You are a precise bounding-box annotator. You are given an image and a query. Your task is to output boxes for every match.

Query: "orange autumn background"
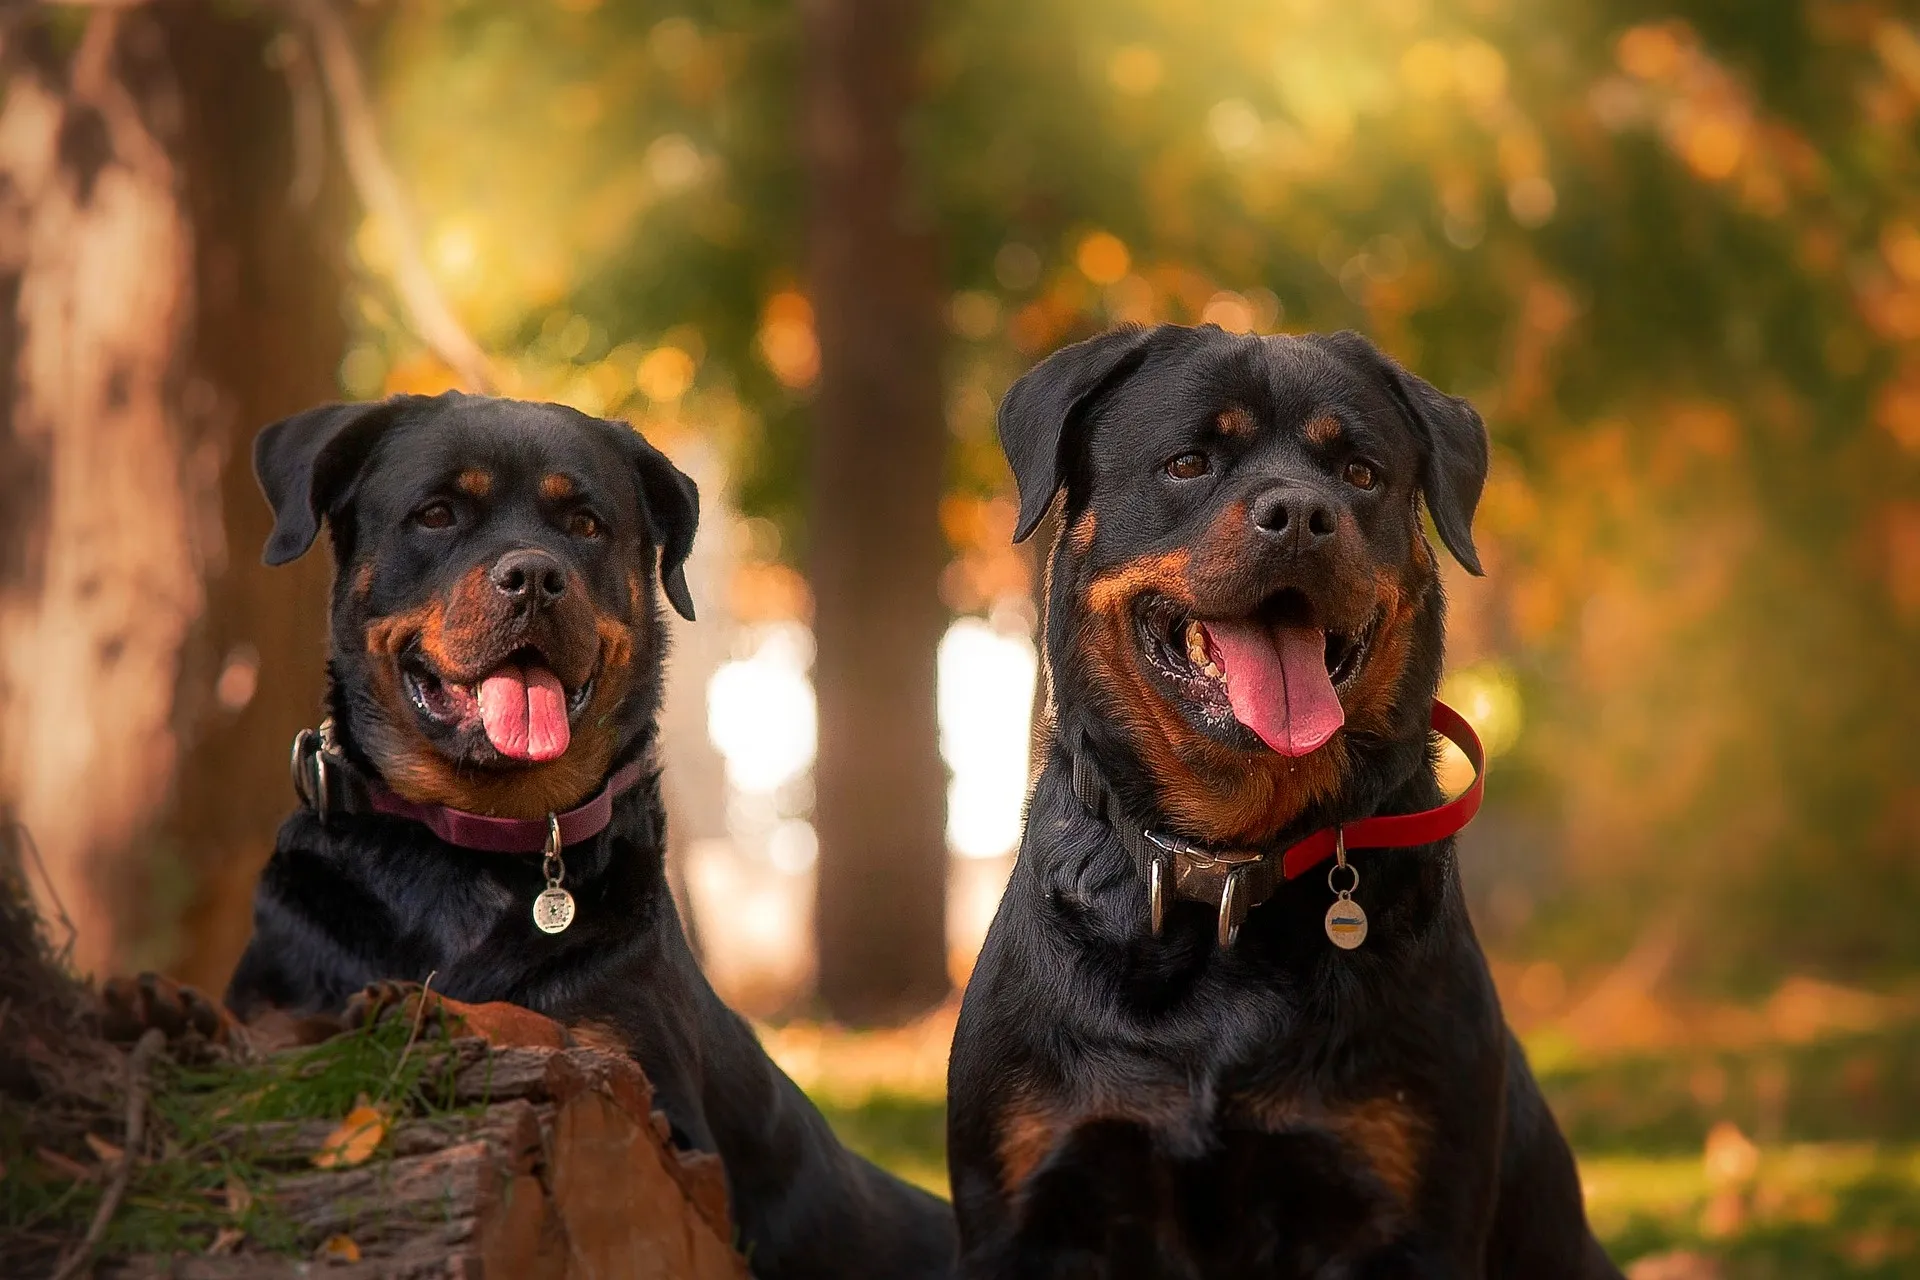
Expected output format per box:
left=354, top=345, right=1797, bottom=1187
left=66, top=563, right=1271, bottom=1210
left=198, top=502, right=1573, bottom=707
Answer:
left=3, top=1, right=1918, bottom=1275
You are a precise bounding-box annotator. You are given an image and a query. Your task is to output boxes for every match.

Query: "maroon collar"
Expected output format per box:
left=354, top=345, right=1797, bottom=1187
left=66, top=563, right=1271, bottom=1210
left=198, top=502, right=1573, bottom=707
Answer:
left=290, top=720, right=649, bottom=854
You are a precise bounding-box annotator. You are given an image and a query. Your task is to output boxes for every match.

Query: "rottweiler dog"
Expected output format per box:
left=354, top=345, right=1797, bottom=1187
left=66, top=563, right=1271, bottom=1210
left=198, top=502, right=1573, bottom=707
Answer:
left=947, top=326, right=1620, bottom=1278
left=229, top=392, right=955, bottom=1279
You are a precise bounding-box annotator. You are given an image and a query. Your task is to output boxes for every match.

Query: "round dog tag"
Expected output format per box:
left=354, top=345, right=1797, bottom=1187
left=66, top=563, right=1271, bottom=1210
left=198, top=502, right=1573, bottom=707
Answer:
left=532, top=886, right=576, bottom=935
left=1324, top=896, right=1368, bottom=950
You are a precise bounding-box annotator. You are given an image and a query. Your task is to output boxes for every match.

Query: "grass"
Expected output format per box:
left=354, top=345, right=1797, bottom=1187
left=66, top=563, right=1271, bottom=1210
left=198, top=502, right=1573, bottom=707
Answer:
left=12, top=976, right=1913, bottom=1274
left=779, top=980, right=1920, bottom=1276
left=0, top=1013, right=476, bottom=1263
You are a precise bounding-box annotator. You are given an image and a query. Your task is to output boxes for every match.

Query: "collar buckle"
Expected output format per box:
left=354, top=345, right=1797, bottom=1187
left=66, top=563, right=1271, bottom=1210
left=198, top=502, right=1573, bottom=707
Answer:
left=1142, top=829, right=1271, bottom=948
left=290, top=717, right=345, bottom=825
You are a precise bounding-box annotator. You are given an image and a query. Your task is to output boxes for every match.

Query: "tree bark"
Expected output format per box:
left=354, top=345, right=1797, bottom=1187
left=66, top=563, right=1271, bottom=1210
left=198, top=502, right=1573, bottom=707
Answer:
left=800, top=0, right=951, bottom=1022
left=146, top=2, right=345, bottom=990
left=0, top=12, right=202, bottom=978
left=0, top=6, right=343, bottom=984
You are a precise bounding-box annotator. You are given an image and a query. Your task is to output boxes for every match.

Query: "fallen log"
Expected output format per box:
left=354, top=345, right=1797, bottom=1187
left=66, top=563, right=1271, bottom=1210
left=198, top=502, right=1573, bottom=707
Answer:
left=1, top=832, right=747, bottom=1278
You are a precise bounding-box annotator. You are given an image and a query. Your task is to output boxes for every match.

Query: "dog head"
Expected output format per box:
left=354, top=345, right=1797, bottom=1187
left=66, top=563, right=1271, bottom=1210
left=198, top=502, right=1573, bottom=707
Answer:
left=1002, top=324, right=1487, bottom=844
left=255, top=392, right=698, bottom=818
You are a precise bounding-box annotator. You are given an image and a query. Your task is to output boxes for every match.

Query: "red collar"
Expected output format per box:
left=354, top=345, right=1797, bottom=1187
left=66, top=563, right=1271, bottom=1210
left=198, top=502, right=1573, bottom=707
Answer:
left=1273, top=700, right=1485, bottom=880
left=1066, top=700, right=1486, bottom=945
left=291, top=720, right=649, bottom=854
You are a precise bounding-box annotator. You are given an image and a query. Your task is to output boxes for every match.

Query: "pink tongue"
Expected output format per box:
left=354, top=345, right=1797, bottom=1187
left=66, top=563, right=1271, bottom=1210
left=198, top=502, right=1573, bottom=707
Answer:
left=1202, top=621, right=1345, bottom=757
left=477, top=663, right=571, bottom=762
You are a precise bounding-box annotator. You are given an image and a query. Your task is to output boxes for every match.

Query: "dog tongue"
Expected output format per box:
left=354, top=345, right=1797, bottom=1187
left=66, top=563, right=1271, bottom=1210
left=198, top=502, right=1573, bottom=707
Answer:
left=477, top=663, right=570, bottom=762
left=1202, top=621, right=1345, bottom=757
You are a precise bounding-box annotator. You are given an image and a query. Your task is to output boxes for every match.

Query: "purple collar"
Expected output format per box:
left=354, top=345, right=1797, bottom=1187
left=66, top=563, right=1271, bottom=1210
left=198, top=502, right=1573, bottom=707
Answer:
left=291, top=721, right=649, bottom=854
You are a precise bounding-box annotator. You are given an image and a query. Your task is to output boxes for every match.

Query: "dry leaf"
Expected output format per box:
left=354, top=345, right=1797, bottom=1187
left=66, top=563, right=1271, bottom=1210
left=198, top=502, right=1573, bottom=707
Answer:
left=36, top=1146, right=94, bottom=1182
left=224, top=1174, right=253, bottom=1217
left=85, top=1133, right=125, bottom=1166
left=207, top=1226, right=245, bottom=1256
left=312, top=1094, right=388, bottom=1170
left=317, top=1233, right=361, bottom=1263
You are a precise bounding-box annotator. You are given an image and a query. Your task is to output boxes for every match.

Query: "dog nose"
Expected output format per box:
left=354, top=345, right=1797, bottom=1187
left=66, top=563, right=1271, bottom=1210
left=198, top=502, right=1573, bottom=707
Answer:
left=1248, top=486, right=1338, bottom=547
left=490, top=549, right=567, bottom=609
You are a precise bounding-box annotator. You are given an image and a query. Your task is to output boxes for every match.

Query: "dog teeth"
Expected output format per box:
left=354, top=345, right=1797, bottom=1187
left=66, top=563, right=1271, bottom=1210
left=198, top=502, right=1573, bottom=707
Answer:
left=1183, top=621, right=1222, bottom=680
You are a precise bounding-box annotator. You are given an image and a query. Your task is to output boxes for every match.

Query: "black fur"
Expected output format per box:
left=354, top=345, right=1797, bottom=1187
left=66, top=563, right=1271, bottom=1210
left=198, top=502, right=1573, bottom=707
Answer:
left=232, top=392, right=954, bottom=1279
left=949, top=326, right=1618, bottom=1279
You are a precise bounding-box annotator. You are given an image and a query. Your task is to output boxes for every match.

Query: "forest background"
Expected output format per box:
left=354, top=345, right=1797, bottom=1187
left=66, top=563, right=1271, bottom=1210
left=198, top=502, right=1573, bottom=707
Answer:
left=2, top=1, right=1918, bottom=1274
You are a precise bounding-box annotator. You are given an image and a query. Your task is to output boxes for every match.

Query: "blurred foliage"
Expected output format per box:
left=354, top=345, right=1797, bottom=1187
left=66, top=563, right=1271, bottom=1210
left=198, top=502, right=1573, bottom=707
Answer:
left=349, top=0, right=1920, bottom=984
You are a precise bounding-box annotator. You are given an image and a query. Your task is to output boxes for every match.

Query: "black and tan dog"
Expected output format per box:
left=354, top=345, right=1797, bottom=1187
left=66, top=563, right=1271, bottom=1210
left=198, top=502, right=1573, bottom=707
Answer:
left=223, top=392, right=953, bottom=1279
left=947, top=326, right=1620, bottom=1278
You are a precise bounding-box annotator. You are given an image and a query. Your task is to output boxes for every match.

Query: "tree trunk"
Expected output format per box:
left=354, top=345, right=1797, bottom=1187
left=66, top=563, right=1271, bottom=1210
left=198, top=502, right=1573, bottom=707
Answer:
left=146, top=2, right=345, bottom=990
left=0, top=6, right=343, bottom=985
left=801, top=0, right=950, bottom=1023
left=0, top=12, right=202, bottom=978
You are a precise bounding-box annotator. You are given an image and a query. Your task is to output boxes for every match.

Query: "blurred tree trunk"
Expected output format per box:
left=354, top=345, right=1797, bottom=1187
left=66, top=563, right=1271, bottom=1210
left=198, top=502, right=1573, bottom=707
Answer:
left=150, top=2, right=346, bottom=990
left=0, top=12, right=202, bottom=978
left=801, top=0, right=950, bottom=1022
left=0, top=6, right=342, bottom=983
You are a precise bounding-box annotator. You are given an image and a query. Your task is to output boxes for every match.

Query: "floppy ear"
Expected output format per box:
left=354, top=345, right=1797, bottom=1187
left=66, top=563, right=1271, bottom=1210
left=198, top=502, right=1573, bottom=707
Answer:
left=253, top=398, right=413, bottom=566
left=624, top=430, right=700, bottom=622
left=999, top=325, right=1164, bottom=543
left=1316, top=331, right=1489, bottom=576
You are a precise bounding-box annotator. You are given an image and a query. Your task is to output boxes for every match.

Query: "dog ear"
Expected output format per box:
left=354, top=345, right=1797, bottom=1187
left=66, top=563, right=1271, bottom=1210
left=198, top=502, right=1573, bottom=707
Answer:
left=1316, top=331, right=1489, bottom=576
left=999, top=325, right=1164, bottom=543
left=253, top=398, right=413, bottom=566
left=624, top=430, right=700, bottom=622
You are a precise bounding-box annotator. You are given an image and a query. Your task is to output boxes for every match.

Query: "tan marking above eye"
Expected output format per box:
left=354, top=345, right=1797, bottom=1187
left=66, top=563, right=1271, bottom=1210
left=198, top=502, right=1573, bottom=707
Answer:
left=1217, top=407, right=1258, bottom=437
left=540, top=473, right=578, bottom=501
left=454, top=468, right=492, bottom=497
left=1304, top=415, right=1344, bottom=447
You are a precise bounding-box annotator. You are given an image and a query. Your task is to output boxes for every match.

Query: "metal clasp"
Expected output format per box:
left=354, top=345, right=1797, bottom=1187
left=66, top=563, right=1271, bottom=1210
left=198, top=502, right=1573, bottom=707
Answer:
left=541, top=813, right=564, bottom=889
left=1141, top=830, right=1187, bottom=937
left=1328, top=824, right=1358, bottom=896
left=1148, top=853, right=1167, bottom=937
left=1218, top=866, right=1246, bottom=949
left=290, top=717, right=340, bottom=824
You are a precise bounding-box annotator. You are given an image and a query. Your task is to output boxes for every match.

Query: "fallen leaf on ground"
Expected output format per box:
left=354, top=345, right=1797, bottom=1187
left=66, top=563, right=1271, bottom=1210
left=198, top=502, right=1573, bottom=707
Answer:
left=85, top=1133, right=124, bottom=1166
left=224, top=1174, right=253, bottom=1216
left=313, top=1094, right=388, bottom=1169
left=317, top=1233, right=361, bottom=1262
left=207, top=1226, right=245, bottom=1255
left=36, top=1146, right=94, bottom=1182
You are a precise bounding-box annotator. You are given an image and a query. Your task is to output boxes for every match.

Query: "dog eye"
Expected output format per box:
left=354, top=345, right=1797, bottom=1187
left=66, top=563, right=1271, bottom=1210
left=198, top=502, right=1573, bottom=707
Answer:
left=1343, top=460, right=1378, bottom=491
left=1166, top=452, right=1211, bottom=480
left=568, top=511, right=604, bottom=539
left=413, top=502, right=455, bottom=530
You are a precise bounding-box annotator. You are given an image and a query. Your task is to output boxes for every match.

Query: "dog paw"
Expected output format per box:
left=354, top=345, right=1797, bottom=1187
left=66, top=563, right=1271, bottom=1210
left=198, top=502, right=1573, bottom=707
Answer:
left=99, top=972, right=234, bottom=1049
